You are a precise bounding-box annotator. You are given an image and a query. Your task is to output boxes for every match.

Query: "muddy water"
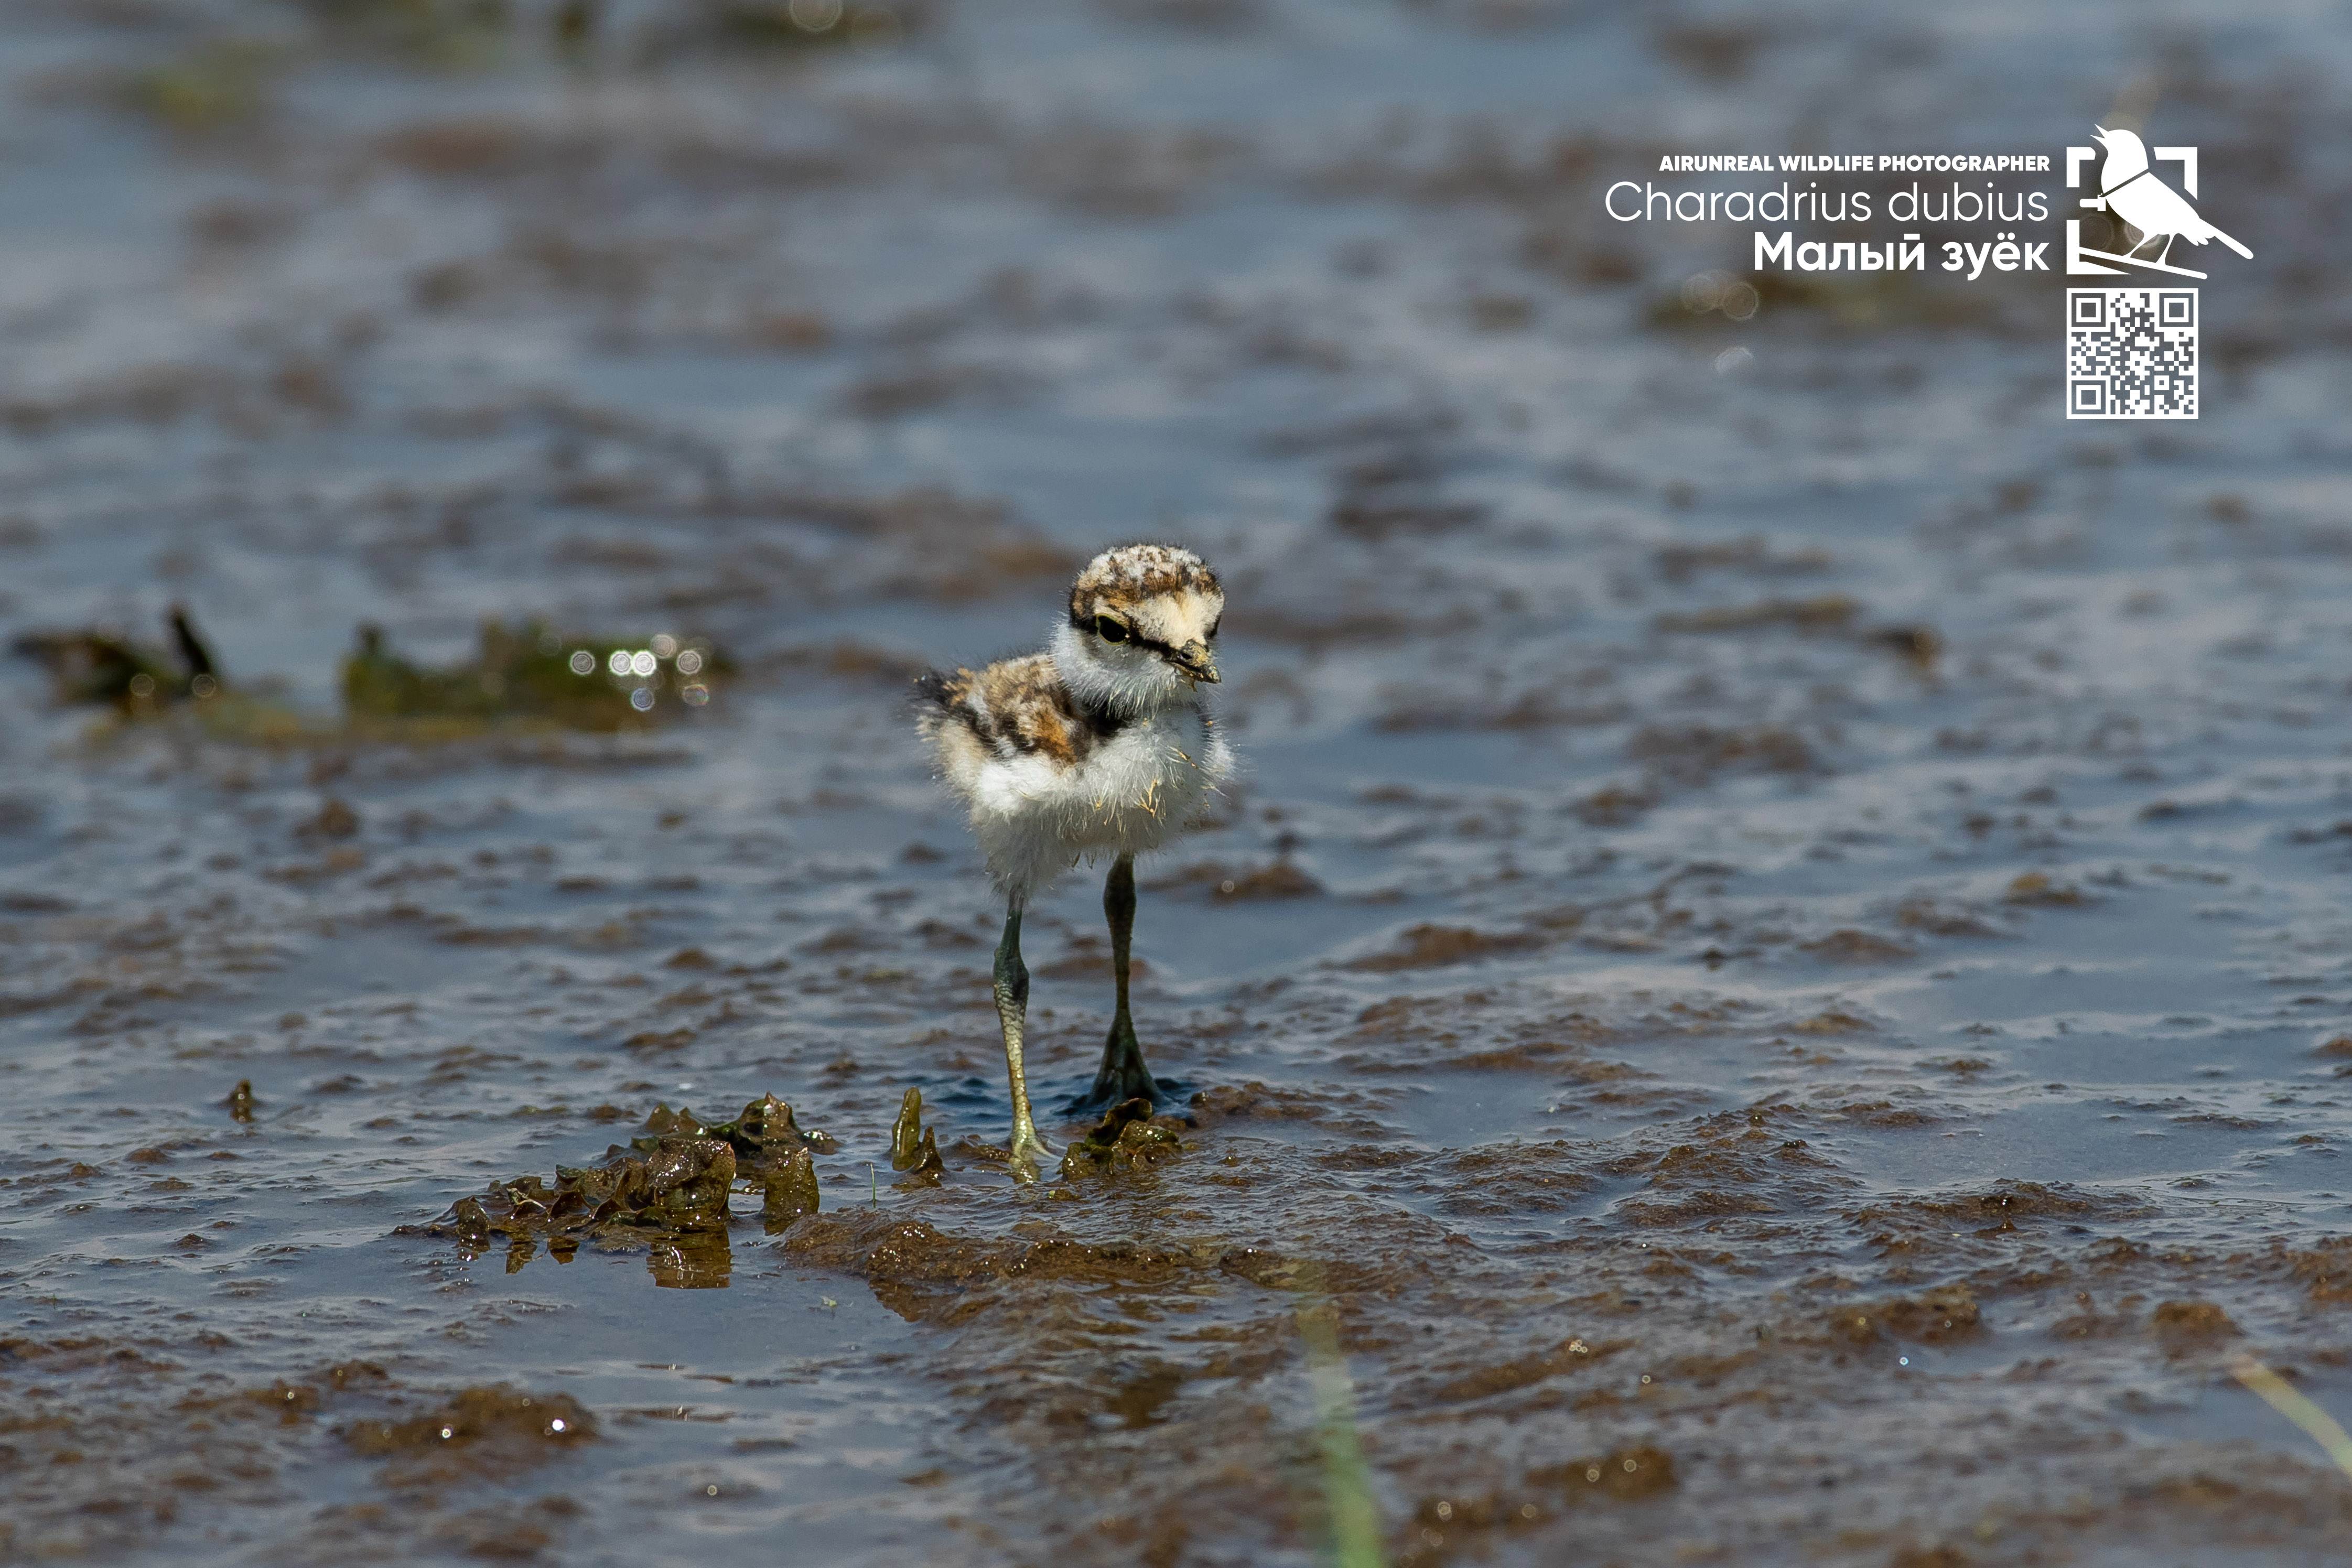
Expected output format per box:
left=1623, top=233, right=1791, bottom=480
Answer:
left=7, top=1, right=2352, bottom=1563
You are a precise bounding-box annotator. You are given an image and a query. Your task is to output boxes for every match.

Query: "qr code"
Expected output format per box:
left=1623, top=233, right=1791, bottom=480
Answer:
left=2066, top=288, right=2196, bottom=419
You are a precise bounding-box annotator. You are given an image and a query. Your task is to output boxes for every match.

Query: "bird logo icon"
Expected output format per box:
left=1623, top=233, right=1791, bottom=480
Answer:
left=2068, top=126, right=2251, bottom=278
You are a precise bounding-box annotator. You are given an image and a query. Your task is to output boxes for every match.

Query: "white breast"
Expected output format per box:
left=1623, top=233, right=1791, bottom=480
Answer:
left=964, top=703, right=1232, bottom=899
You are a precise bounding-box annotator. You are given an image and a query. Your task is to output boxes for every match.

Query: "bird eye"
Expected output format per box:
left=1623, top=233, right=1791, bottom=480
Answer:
left=1095, top=615, right=1130, bottom=644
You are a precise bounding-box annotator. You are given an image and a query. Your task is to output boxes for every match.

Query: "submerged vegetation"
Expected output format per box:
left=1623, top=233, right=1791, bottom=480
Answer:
left=11, top=604, right=221, bottom=712
left=112, top=0, right=928, bottom=129
left=8, top=612, right=730, bottom=741
left=341, top=619, right=728, bottom=732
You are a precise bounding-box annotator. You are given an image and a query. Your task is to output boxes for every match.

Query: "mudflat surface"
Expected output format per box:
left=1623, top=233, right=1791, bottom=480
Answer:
left=5, top=3, right=2352, bottom=1563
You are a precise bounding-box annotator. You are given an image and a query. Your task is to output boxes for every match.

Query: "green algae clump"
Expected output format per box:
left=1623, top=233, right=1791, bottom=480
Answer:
left=341, top=619, right=729, bottom=734
left=9, top=609, right=735, bottom=745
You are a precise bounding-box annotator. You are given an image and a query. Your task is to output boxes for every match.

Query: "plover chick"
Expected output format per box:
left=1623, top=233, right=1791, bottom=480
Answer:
left=913, top=543, right=1234, bottom=1181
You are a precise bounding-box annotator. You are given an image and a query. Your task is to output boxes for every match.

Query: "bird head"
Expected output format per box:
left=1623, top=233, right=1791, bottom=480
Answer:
left=2092, top=125, right=2148, bottom=175
left=1053, top=543, right=1224, bottom=713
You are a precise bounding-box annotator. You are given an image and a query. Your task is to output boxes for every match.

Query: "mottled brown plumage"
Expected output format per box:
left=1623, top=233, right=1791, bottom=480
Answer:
left=1066, top=543, right=1223, bottom=626
left=913, top=654, right=1123, bottom=770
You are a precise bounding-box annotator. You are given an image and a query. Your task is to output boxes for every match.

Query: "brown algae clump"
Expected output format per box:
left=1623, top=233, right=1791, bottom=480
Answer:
left=763, top=1147, right=822, bottom=1229
left=889, top=1087, right=944, bottom=1185
left=1531, top=1445, right=1677, bottom=1501
left=474, top=1134, right=737, bottom=1239
left=11, top=604, right=222, bottom=712
left=415, top=1094, right=836, bottom=1259
left=733, top=1087, right=827, bottom=1226
left=340, top=619, right=730, bottom=733
left=2152, top=1300, right=2241, bottom=1342
left=662, top=1092, right=838, bottom=1162
left=1059, top=1096, right=1182, bottom=1180
left=343, top=1387, right=594, bottom=1484
left=1831, top=1284, right=1982, bottom=1345
left=1400, top=1446, right=1678, bottom=1565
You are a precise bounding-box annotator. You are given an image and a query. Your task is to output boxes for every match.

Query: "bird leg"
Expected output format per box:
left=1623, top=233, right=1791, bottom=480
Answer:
left=993, top=900, right=1053, bottom=1182
left=1080, top=853, right=1164, bottom=1109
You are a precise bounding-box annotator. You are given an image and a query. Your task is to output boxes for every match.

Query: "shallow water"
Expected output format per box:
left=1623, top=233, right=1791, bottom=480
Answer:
left=6, top=1, right=2352, bottom=1563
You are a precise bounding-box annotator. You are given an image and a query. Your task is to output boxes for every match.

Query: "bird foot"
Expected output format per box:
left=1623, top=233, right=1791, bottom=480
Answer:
left=1007, top=1127, right=1056, bottom=1184
left=1065, top=1062, right=1178, bottom=1115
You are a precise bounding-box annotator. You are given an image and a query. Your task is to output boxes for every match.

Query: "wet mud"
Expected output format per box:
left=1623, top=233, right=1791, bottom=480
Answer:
left=6, top=1, right=2352, bottom=1564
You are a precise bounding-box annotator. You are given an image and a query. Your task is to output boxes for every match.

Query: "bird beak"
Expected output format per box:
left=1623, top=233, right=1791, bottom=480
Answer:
left=1170, top=640, right=1219, bottom=684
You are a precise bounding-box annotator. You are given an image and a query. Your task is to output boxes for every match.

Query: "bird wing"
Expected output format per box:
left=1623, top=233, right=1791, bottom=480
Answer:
left=2111, top=180, right=2200, bottom=235
left=2115, top=180, right=2252, bottom=255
